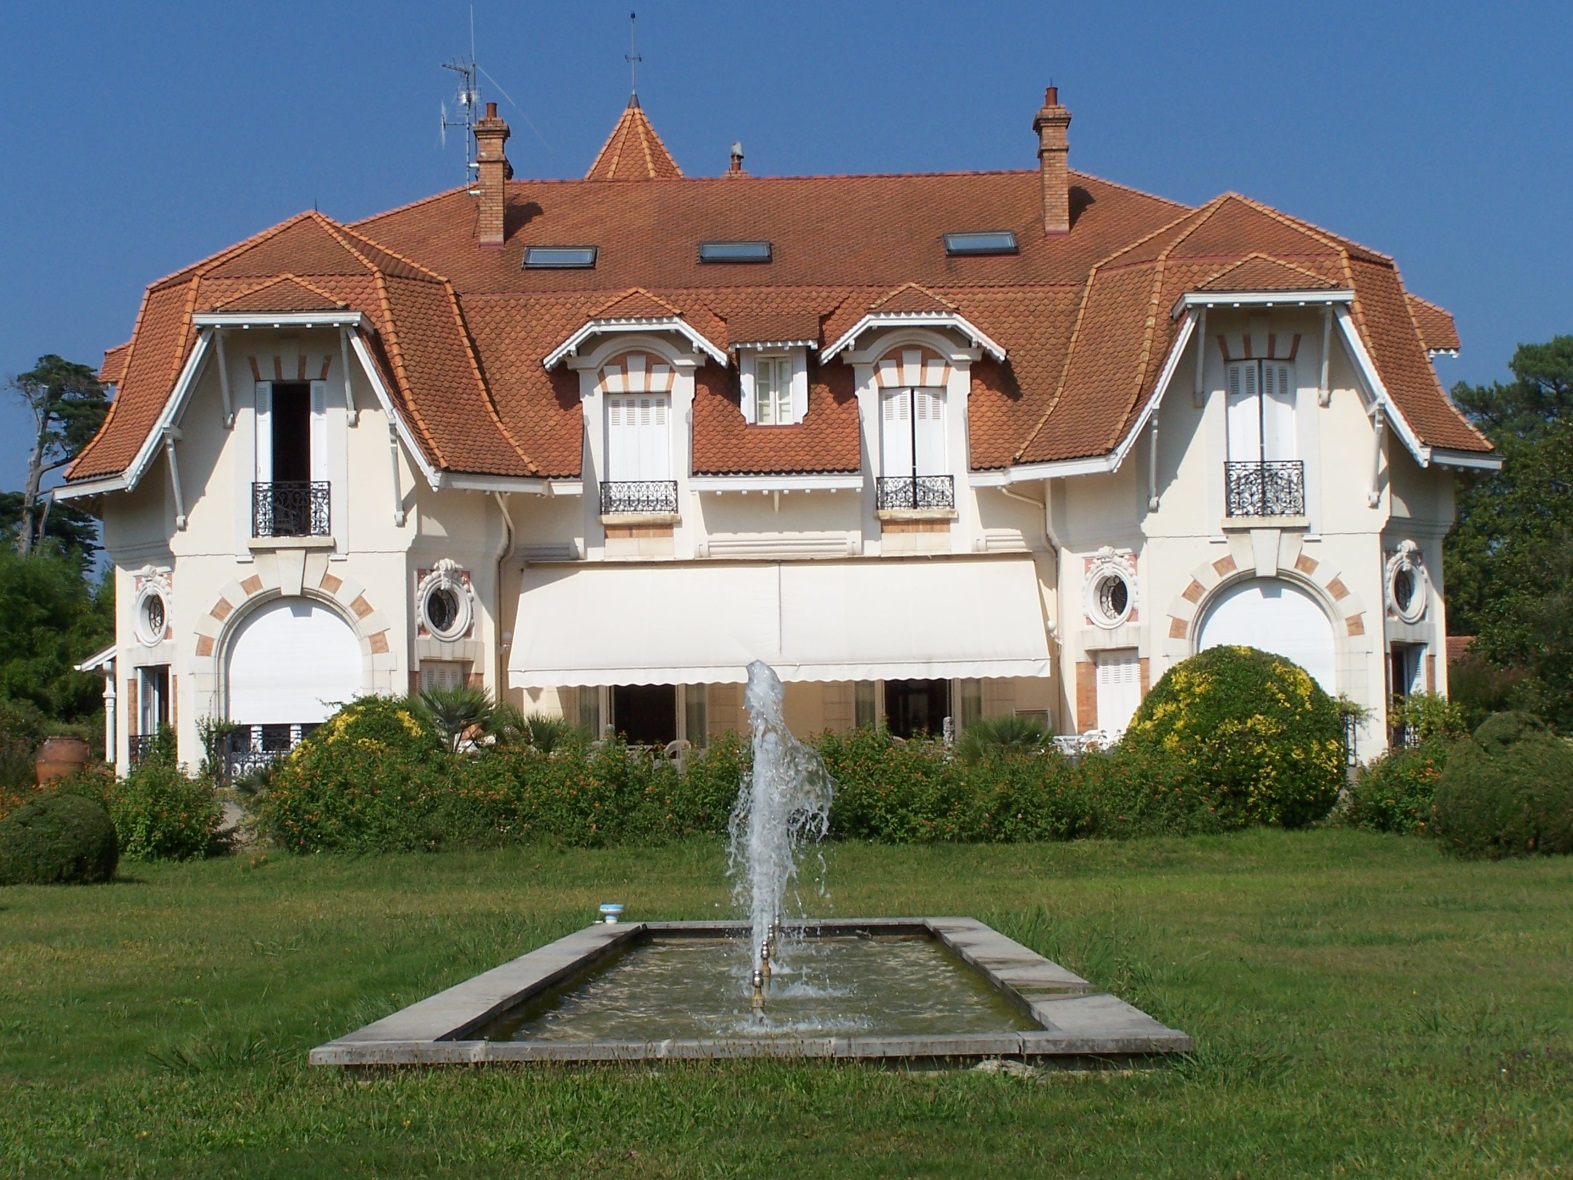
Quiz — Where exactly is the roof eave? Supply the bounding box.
[1171,289,1354,320]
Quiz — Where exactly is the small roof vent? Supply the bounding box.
[944,230,1019,256]
[524,246,598,269]
[699,240,772,264]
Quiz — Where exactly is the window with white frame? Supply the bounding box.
[601,352,675,484]
[739,348,808,425]
[1225,360,1296,463]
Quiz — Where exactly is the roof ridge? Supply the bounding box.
[146,211,324,292]
[327,216,450,282]
[1216,192,1393,265]
[442,278,539,475]
[68,283,159,478]
[350,185,471,231]
[369,270,446,469]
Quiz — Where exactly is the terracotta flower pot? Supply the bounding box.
[35,736,91,786]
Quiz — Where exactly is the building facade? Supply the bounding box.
[61,89,1497,773]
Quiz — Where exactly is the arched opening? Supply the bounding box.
[226,597,363,730]
[1196,577,1336,693]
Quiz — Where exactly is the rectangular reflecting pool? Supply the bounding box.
[483,934,1040,1042]
[310,918,1192,1067]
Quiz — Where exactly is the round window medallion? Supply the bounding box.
[417,561,472,641]
[1085,551,1137,629]
[1385,542,1428,624]
[134,584,169,647]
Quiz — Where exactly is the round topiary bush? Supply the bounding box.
[1432,711,1573,858]
[0,791,119,884]
[1122,645,1343,828]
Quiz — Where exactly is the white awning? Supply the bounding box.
[508,557,1051,688]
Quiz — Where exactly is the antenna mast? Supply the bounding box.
[625,11,641,101]
[439,57,482,186]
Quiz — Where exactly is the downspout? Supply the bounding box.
[492,491,516,702]
[1000,480,1062,641]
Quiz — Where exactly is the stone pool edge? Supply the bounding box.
[308,918,1193,1067]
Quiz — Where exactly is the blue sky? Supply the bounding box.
[2,1,1569,491]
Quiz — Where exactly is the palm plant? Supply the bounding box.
[954,714,1049,763]
[416,685,495,753]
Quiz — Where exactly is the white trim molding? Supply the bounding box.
[544,317,727,370]
[823,312,1006,363]
[192,311,371,331]
[689,473,863,493]
[1171,289,1355,317]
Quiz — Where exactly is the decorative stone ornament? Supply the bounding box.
[1084,547,1137,629]
[1385,540,1428,624]
[131,565,173,647]
[416,559,474,642]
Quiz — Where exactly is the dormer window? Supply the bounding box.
[738,348,809,425]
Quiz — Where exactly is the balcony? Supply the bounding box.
[1224,461,1305,518]
[600,480,679,516]
[252,481,331,538]
[876,474,955,511]
[219,722,320,782]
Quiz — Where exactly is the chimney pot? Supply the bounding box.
[728,141,745,176]
[1032,85,1072,235]
[485,101,497,119]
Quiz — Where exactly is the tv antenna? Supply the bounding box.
[626,11,641,100]
[437,3,551,182]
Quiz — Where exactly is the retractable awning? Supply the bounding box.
[508,557,1051,688]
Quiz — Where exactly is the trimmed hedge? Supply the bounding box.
[258,686,1350,853]
[1433,712,1573,858]
[0,791,118,885]
[1123,645,1344,829]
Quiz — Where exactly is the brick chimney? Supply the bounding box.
[473,102,512,248]
[1032,86,1072,235]
[726,140,747,177]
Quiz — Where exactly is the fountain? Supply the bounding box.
[311,663,1192,1067]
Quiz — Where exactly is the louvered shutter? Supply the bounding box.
[309,380,329,480]
[913,389,945,475]
[1095,651,1142,735]
[606,396,635,480]
[1261,362,1296,461]
[1225,362,1262,462]
[880,388,913,477]
[254,382,273,482]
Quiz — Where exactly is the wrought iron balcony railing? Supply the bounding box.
[1224,460,1305,518]
[252,481,331,537]
[218,722,320,782]
[876,474,955,511]
[600,480,679,515]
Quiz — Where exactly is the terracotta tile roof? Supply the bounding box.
[70,128,1492,486]
[98,342,130,385]
[1196,254,1337,292]
[585,97,683,181]
[1446,635,1475,664]
[210,274,349,312]
[1405,293,1461,353]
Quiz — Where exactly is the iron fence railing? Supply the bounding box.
[252,481,331,537]
[218,723,320,782]
[128,734,158,768]
[876,474,955,511]
[1224,460,1305,517]
[599,480,679,515]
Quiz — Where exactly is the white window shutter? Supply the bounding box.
[880,388,914,477]
[740,361,757,423]
[791,353,809,424]
[1225,362,1261,463]
[913,389,945,475]
[254,382,273,482]
[309,380,329,480]
[1262,363,1296,461]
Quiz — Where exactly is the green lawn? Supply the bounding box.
[2,831,1569,1178]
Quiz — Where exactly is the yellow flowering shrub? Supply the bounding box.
[1124,645,1343,828]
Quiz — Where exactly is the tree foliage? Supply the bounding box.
[1445,337,1573,728]
[6,354,108,559]
[0,545,113,723]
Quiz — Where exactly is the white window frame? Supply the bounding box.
[1225,359,1297,463]
[740,348,809,425]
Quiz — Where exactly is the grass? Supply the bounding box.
[1,830,1570,1177]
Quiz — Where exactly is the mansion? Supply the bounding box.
[61,87,1497,771]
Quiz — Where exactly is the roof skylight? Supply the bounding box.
[944,231,1018,256]
[523,245,598,269]
[698,240,772,264]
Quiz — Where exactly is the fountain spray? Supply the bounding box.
[729,661,836,1000]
